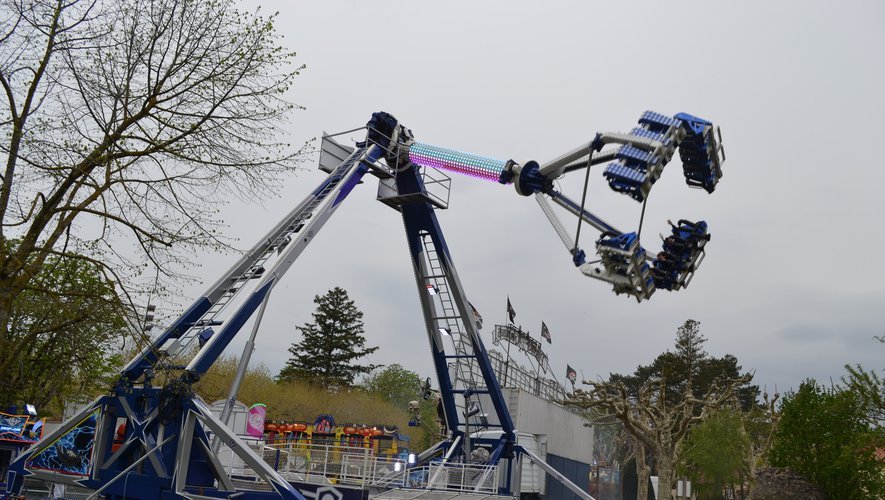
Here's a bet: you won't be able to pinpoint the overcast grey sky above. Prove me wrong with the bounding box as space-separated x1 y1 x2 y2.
167 1 884 398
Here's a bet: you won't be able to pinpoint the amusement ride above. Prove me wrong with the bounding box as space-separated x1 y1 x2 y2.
3 109 724 499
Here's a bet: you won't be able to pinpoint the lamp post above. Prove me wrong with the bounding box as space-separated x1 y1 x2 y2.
143 303 156 333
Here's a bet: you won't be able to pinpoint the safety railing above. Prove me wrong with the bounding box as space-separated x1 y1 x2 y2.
216 439 500 495
406 462 501 494
217 439 411 487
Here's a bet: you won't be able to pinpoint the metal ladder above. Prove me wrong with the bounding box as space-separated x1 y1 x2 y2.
419 232 490 429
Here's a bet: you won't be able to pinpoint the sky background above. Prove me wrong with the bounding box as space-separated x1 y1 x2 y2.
159 1 885 399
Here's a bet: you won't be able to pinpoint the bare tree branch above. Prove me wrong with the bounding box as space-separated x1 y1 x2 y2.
0 0 309 408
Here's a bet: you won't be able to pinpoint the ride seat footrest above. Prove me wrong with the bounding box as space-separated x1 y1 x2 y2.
639 111 681 133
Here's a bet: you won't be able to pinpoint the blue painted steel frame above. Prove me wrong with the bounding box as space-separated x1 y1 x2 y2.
393 159 518 494
3 393 304 499
4 146 383 500
5 110 581 498
122 297 213 382
549 189 620 236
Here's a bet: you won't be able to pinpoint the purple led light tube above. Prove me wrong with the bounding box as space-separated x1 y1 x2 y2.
408 143 506 182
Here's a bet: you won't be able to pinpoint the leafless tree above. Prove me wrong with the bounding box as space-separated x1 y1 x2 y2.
0 0 308 405
739 388 780 496
568 374 750 500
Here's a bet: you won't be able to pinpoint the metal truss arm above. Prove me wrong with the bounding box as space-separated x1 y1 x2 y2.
123 143 384 382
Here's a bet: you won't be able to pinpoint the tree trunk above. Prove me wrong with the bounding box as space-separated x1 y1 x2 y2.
656 453 674 500
0 287 13 404
636 441 650 500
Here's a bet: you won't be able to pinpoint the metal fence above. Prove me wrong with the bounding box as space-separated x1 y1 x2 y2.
487 349 569 401
408 462 501 494
215 440 501 495
217 440 408 487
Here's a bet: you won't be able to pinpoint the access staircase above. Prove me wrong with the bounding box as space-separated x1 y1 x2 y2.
420 233 487 428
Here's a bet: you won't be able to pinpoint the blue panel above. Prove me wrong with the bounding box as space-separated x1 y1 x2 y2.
544 454 591 500
639 110 680 132
673 112 721 193
604 164 647 183
597 232 638 252
678 133 720 193
332 159 370 206
603 163 647 201
616 144 658 168
602 111 681 202
674 112 712 135
26 412 97 476
0 414 27 435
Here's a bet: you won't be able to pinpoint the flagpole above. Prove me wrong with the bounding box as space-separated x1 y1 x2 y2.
502 329 513 389
502 296 512 388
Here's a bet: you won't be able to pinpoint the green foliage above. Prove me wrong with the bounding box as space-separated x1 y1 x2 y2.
414 397 443 450
769 380 883 499
0 0 308 400
277 287 379 390
0 250 127 416
361 364 441 450
363 364 422 409
842 363 884 428
611 320 759 410
195 355 416 440
572 320 754 499
270 380 411 434
194 355 282 408
679 409 750 499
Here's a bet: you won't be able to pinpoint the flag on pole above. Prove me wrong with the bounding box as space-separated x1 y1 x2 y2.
507 297 516 323
541 321 551 344
468 301 483 329
566 365 577 384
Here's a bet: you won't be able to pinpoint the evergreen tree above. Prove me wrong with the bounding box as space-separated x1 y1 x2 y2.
611 320 759 410
278 287 379 390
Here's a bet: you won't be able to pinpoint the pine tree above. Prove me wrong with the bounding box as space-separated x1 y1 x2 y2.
278 287 379 390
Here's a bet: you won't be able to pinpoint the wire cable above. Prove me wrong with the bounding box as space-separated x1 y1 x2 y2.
573 148 595 257
637 193 650 241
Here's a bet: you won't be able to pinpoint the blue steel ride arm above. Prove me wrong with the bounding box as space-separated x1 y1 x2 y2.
367 113 518 482
406 111 724 204
405 111 725 302
185 145 388 378
4 141 389 500
121 143 386 382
